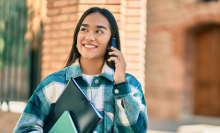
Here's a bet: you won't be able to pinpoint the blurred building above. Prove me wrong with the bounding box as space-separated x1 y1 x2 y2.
1 0 220 120
146 0 220 119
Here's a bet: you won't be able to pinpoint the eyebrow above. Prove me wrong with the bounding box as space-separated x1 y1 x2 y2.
81 24 107 30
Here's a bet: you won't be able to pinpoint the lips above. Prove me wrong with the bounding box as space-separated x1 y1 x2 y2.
83 44 97 49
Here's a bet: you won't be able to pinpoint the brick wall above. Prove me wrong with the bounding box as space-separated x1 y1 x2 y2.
146 0 220 118
41 0 147 90
121 0 147 90
42 0 78 78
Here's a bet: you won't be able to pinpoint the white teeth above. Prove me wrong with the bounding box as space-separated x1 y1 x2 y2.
84 44 96 48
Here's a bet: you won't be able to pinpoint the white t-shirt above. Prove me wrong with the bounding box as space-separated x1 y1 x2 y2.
82 74 98 86
82 74 104 109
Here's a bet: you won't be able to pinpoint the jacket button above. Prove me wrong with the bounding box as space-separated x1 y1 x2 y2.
114 89 119 94
95 79 99 84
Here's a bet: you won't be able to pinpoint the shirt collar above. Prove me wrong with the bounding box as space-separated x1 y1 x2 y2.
66 58 114 82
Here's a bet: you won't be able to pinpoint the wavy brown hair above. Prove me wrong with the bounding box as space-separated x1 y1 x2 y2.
64 7 121 68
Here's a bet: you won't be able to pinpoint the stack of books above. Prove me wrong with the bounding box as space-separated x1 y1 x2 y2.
48 111 78 133
43 78 103 133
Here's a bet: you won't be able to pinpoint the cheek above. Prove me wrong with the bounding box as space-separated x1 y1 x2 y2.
99 38 110 55
77 34 83 44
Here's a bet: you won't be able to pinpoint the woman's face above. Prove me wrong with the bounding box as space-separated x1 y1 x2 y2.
77 12 111 60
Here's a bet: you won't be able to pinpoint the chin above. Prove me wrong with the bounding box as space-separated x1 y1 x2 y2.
81 54 104 61
81 54 97 60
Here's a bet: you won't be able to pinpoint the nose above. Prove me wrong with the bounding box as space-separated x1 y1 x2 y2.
85 31 95 41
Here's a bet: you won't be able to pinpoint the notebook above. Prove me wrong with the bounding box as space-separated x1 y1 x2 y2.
48 111 78 133
43 77 103 133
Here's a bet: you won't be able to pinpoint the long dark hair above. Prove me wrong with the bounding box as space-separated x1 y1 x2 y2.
64 7 121 68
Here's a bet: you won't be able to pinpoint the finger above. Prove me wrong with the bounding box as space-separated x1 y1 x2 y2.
110 47 125 59
108 57 120 66
111 46 120 52
109 51 122 61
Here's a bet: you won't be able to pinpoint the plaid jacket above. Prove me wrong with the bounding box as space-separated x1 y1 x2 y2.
14 59 148 133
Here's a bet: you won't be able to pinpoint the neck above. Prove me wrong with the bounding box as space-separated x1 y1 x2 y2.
80 57 105 75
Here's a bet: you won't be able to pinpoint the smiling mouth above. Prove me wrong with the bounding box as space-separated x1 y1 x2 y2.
83 44 97 48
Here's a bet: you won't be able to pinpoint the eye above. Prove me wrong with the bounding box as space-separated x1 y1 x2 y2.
80 28 88 32
96 30 103 34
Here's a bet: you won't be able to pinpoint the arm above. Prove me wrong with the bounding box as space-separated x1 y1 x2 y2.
14 83 50 133
113 81 148 133
108 46 148 132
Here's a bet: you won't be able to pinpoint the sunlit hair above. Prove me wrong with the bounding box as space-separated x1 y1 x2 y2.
64 7 121 68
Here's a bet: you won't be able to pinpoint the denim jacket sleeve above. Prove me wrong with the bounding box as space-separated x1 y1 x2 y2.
13 82 50 133
112 77 148 132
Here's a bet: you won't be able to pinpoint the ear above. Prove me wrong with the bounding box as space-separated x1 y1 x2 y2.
107 43 111 50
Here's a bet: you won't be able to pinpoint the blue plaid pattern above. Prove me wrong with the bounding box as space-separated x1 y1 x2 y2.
14 58 148 133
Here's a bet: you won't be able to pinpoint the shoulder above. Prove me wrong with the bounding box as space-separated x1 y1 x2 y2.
35 68 68 93
33 68 69 104
125 73 141 87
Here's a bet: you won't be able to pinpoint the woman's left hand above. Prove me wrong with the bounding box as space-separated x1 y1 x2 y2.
108 46 127 84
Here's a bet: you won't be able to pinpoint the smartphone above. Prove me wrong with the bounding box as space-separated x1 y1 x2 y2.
110 37 118 70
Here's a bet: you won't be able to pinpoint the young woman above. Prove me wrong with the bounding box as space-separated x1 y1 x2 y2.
14 7 148 133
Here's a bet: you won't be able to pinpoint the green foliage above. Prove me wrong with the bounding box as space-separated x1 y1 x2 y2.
0 0 31 68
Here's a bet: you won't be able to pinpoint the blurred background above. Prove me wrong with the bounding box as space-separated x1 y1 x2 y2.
0 0 220 133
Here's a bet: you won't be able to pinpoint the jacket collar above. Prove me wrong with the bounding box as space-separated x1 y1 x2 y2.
66 58 114 82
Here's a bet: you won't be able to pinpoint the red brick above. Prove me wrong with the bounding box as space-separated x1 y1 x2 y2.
126 39 140 47
52 46 70 54
126 32 141 39
126 8 141 16
106 0 120 4
126 46 140 54
112 13 120 21
44 21 76 31
43 30 74 39
125 23 140 31
60 21 76 30
77 12 120 22
47 8 59 16
78 5 120 13
60 38 73 46
61 5 77 14
47 5 77 16
47 0 77 8
79 0 105 4
127 1 141 8
50 61 66 69
127 16 141 23
125 55 140 62
42 46 70 54
42 39 59 47
46 14 77 23
126 62 140 70
42 53 69 62
41 62 50 69
42 37 73 47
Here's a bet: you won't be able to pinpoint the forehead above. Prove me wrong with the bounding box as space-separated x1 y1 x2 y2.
82 12 110 28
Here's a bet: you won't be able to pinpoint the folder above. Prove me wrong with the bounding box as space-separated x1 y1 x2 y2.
43 77 103 133
48 111 78 133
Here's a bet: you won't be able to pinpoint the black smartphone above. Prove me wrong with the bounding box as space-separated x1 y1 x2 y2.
110 37 117 70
